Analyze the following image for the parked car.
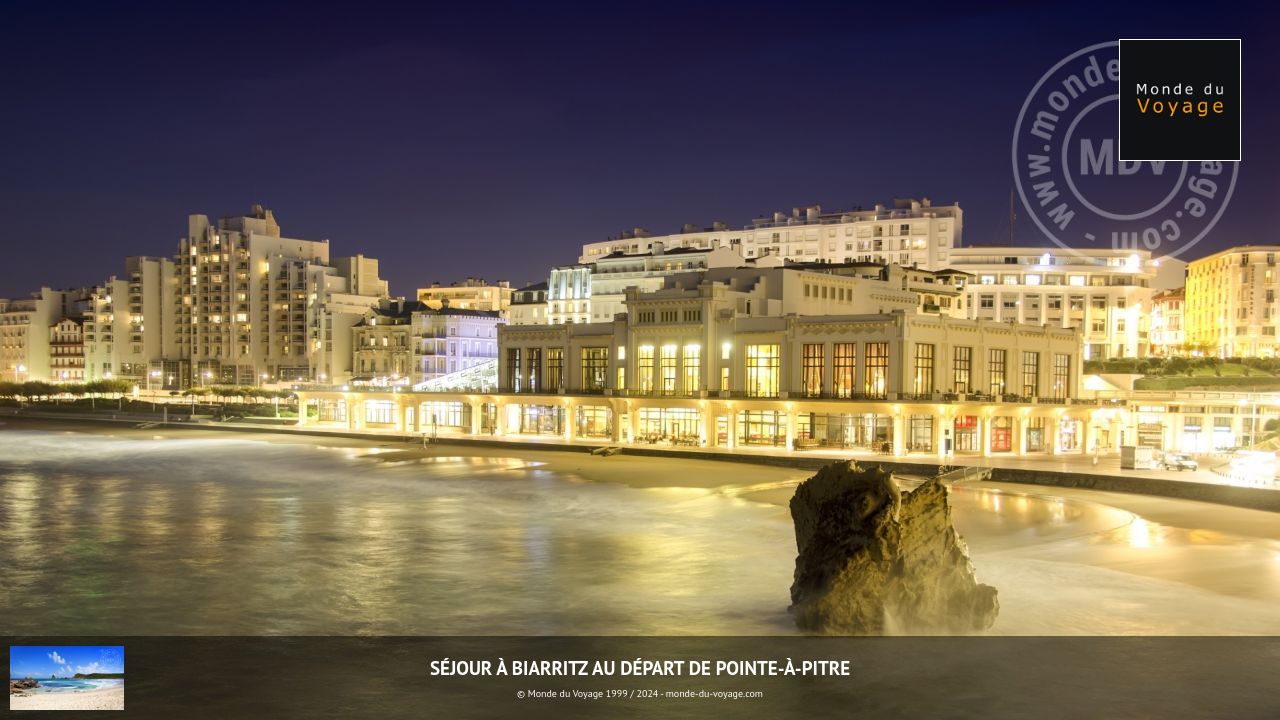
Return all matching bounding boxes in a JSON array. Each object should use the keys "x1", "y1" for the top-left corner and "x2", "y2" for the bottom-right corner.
[{"x1": 1161, "y1": 453, "x2": 1199, "y2": 472}]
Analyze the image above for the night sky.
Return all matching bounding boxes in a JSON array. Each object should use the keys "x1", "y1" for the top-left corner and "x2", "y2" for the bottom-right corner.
[{"x1": 2, "y1": 1, "x2": 1278, "y2": 299}]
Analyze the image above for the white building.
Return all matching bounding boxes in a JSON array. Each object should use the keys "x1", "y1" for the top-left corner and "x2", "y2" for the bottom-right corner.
[
  {"x1": 508, "y1": 282, "x2": 549, "y2": 326},
  {"x1": 1149, "y1": 288, "x2": 1185, "y2": 357},
  {"x1": 176, "y1": 205, "x2": 389, "y2": 386},
  {"x1": 948, "y1": 247, "x2": 1186, "y2": 360},
  {"x1": 580, "y1": 198, "x2": 963, "y2": 270},
  {"x1": 546, "y1": 242, "x2": 745, "y2": 325},
  {"x1": 352, "y1": 298, "x2": 500, "y2": 386},
  {"x1": 417, "y1": 278, "x2": 512, "y2": 318},
  {"x1": 0, "y1": 288, "x2": 88, "y2": 382},
  {"x1": 83, "y1": 256, "x2": 180, "y2": 386}
]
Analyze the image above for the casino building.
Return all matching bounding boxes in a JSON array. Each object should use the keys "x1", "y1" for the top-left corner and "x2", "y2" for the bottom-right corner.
[{"x1": 298, "y1": 267, "x2": 1094, "y2": 458}]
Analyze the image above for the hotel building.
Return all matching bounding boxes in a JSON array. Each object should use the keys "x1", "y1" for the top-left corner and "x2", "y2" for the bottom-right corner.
[
  {"x1": 176, "y1": 206, "x2": 389, "y2": 386},
  {"x1": 82, "y1": 256, "x2": 180, "y2": 386},
  {"x1": 948, "y1": 247, "x2": 1186, "y2": 359},
  {"x1": 1185, "y1": 245, "x2": 1280, "y2": 357}
]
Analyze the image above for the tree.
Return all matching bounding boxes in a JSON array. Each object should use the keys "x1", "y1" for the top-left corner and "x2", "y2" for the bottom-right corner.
[
  {"x1": 20, "y1": 381, "x2": 56, "y2": 401},
  {"x1": 1165, "y1": 357, "x2": 1190, "y2": 376}
]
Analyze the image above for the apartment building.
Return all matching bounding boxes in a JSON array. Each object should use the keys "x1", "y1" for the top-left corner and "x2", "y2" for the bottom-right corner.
[
  {"x1": 580, "y1": 198, "x2": 963, "y2": 270},
  {"x1": 417, "y1": 278, "x2": 512, "y2": 317},
  {"x1": 82, "y1": 256, "x2": 179, "y2": 385},
  {"x1": 574, "y1": 243, "x2": 743, "y2": 323},
  {"x1": 508, "y1": 282, "x2": 549, "y2": 326},
  {"x1": 949, "y1": 247, "x2": 1186, "y2": 360},
  {"x1": 176, "y1": 206, "x2": 388, "y2": 386},
  {"x1": 351, "y1": 298, "x2": 501, "y2": 386},
  {"x1": 48, "y1": 317, "x2": 86, "y2": 382},
  {"x1": 0, "y1": 288, "x2": 88, "y2": 382},
  {"x1": 1185, "y1": 245, "x2": 1280, "y2": 357},
  {"x1": 1149, "y1": 288, "x2": 1186, "y2": 357}
]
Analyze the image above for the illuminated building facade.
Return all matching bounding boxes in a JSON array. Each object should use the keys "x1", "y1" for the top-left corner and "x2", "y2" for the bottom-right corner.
[
  {"x1": 176, "y1": 206, "x2": 388, "y2": 386},
  {"x1": 948, "y1": 247, "x2": 1185, "y2": 360},
  {"x1": 1185, "y1": 245, "x2": 1280, "y2": 357}
]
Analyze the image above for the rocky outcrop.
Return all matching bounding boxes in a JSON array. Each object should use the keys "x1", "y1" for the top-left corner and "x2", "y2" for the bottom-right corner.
[
  {"x1": 789, "y1": 461, "x2": 998, "y2": 635},
  {"x1": 10, "y1": 678, "x2": 39, "y2": 695}
]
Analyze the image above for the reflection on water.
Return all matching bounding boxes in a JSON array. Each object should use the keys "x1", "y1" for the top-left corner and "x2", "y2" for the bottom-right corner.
[
  {"x1": 0, "y1": 430, "x2": 795, "y2": 636},
  {"x1": 1, "y1": 429, "x2": 1279, "y2": 636}
]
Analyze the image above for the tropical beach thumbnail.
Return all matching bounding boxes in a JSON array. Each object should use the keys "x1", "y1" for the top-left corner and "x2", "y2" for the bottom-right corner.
[{"x1": 9, "y1": 645, "x2": 124, "y2": 711}]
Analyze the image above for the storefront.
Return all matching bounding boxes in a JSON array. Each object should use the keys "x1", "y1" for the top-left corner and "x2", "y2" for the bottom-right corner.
[
  {"x1": 1180, "y1": 415, "x2": 1204, "y2": 453},
  {"x1": 1212, "y1": 416, "x2": 1235, "y2": 451},
  {"x1": 1135, "y1": 405, "x2": 1166, "y2": 449},
  {"x1": 954, "y1": 415, "x2": 979, "y2": 453},
  {"x1": 737, "y1": 410, "x2": 785, "y2": 447},
  {"x1": 575, "y1": 405, "x2": 613, "y2": 439},
  {"x1": 796, "y1": 413, "x2": 892, "y2": 451},
  {"x1": 638, "y1": 408, "x2": 701, "y2": 444},
  {"x1": 1057, "y1": 417, "x2": 1082, "y2": 453},
  {"x1": 907, "y1": 415, "x2": 934, "y2": 453},
  {"x1": 317, "y1": 398, "x2": 347, "y2": 423},
  {"x1": 991, "y1": 416, "x2": 1013, "y2": 453},
  {"x1": 419, "y1": 401, "x2": 471, "y2": 432},
  {"x1": 364, "y1": 400, "x2": 396, "y2": 427},
  {"x1": 1026, "y1": 417, "x2": 1047, "y2": 452},
  {"x1": 510, "y1": 404, "x2": 564, "y2": 435}
]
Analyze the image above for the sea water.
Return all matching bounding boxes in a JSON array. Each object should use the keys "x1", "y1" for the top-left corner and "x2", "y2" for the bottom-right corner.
[
  {"x1": 1, "y1": 427, "x2": 1278, "y2": 636},
  {"x1": 13, "y1": 678, "x2": 123, "y2": 693}
]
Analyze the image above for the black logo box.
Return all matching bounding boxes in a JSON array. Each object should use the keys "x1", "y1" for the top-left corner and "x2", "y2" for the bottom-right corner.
[{"x1": 1119, "y1": 39, "x2": 1241, "y2": 162}]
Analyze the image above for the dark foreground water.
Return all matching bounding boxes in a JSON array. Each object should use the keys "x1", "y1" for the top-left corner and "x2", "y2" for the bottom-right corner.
[{"x1": 2, "y1": 428, "x2": 1279, "y2": 636}]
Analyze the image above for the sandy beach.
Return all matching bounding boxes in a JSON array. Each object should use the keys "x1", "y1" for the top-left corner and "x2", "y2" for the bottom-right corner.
[{"x1": 9, "y1": 684, "x2": 124, "y2": 710}]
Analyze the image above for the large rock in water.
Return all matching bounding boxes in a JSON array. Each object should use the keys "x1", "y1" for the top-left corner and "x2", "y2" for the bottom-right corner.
[{"x1": 789, "y1": 461, "x2": 998, "y2": 634}]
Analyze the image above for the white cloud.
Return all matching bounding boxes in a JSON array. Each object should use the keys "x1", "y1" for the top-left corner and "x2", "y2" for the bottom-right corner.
[
  {"x1": 74, "y1": 661, "x2": 108, "y2": 675},
  {"x1": 48, "y1": 651, "x2": 66, "y2": 665}
]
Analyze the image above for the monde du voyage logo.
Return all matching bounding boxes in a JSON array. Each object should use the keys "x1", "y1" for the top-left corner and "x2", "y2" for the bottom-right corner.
[{"x1": 1012, "y1": 40, "x2": 1240, "y2": 259}]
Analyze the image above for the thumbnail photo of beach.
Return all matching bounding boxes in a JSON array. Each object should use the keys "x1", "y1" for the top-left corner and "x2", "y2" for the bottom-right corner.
[{"x1": 9, "y1": 645, "x2": 124, "y2": 711}]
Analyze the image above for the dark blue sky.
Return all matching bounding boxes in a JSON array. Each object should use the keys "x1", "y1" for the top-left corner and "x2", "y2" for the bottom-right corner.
[{"x1": 2, "y1": 1, "x2": 1277, "y2": 298}]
